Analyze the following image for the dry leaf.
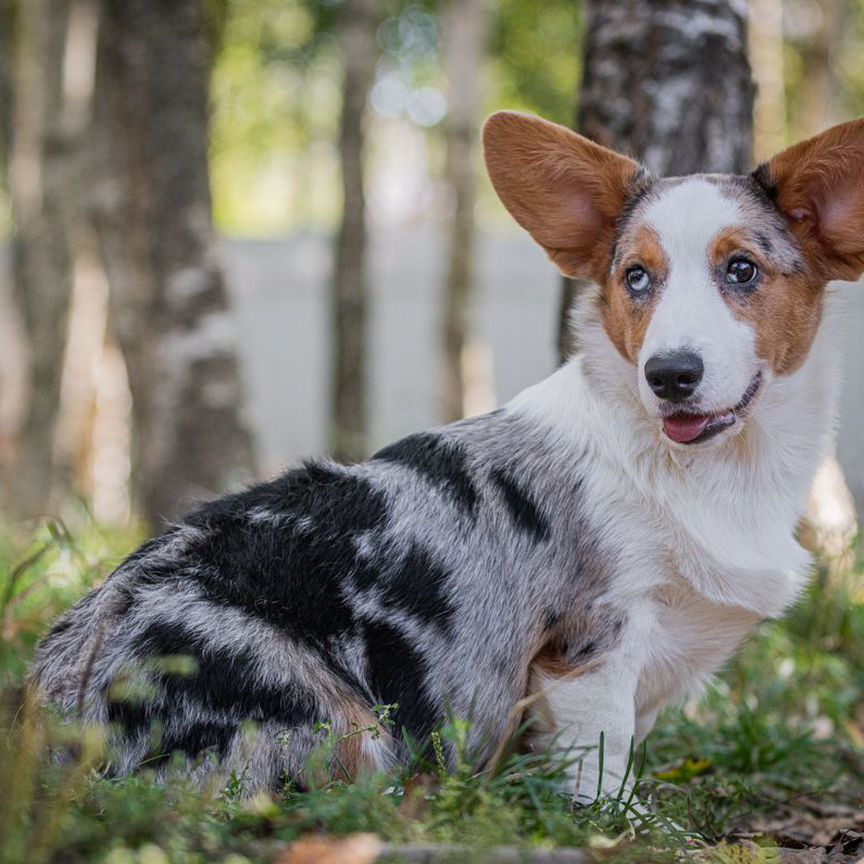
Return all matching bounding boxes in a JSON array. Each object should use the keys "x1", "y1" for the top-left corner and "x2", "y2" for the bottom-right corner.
[{"x1": 278, "y1": 833, "x2": 383, "y2": 864}]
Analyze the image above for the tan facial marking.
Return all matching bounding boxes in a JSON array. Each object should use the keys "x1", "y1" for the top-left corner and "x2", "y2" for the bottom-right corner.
[
  {"x1": 600, "y1": 225, "x2": 667, "y2": 364},
  {"x1": 709, "y1": 227, "x2": 825, "y2": 376}
]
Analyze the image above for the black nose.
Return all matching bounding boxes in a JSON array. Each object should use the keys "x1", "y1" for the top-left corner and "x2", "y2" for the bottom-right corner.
[{"x1": 644, "y1": 351, "x2": 704, "y2": 402}]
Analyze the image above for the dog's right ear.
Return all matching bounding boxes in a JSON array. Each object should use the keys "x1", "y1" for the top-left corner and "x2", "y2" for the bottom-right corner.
[{"x1": 482, "y1": 111, "x2": 643, "y2": 281}]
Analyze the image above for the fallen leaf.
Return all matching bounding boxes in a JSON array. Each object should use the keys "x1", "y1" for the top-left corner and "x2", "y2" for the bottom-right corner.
[
  {"x1": 278, "y1": 833, "x2": 383, "y2": 864},
  {"x1": 654, "y1": 757, "x2": 713, "y2": 782}
]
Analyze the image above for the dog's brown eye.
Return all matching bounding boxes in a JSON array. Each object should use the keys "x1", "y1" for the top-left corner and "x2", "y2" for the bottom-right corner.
[
  {"x1": 726, "y1": 258, "x2": 758, "y2": 285},
  {"x1": 625, "y1": 266, "x2": 651, "y2": 295}
]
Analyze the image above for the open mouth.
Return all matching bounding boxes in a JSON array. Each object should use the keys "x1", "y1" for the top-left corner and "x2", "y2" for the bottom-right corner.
[{"x1": 661, "y1": 372, "x2": 763, "y2": 445}]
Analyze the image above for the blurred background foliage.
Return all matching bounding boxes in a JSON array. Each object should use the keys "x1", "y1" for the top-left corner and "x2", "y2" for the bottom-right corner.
[
  {"x1": 207, "y1": 0, "x2": 582, "y2": 235},
  {"x1": 202, "y1": 0, "x2": 863, "y2": 235},
  {"x1": 0, "y1": 0, "x2": 860, "y2": 236}
]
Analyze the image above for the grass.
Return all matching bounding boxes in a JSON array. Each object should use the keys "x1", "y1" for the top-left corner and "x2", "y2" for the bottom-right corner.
[{"x1": 1, "y1": 514, "x2": 863, "y2": 863}]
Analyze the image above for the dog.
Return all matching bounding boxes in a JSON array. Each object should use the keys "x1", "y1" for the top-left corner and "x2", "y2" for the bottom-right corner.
[{"x1": 31, "y1": 112, "x2": 862, "y2": 800}]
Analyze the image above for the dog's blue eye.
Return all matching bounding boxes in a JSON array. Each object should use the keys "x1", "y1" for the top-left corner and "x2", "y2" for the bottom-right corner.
[
  {"x1": 625, "y1": 266, "x2": 651, "y2": 294},
  {"x1": 726, "y1": 258, "x2": 758, "y2": 285}
]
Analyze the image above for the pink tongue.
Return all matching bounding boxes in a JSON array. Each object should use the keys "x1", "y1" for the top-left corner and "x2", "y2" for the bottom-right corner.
[{"x1": 663, "y1": 414, "x2": 710, "y2": 443}]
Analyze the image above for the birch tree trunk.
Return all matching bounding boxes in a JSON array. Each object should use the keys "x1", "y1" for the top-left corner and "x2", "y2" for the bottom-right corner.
[
  {"x1": 3, "y1": 0, "x2": 76, "y2": 519},
  {"x1": 440, "y1": 0, "x2": 491, "y2": 423},
  {"x1": 91, "y1": 0, "x2": 255, "y2": 527},
  {"x1": 329, "y1": 0, "x2": 380, "y2": 463}
]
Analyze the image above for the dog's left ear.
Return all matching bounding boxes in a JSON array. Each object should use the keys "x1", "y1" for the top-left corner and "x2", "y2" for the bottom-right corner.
[{"x1": 754, "y1": 118, "x2": 864, "y2": 281}]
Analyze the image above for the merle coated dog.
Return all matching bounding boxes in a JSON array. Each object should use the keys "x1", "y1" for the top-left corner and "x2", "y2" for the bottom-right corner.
[{"x1": 32, "y1": 112, "x2": 864, "y2": 800}]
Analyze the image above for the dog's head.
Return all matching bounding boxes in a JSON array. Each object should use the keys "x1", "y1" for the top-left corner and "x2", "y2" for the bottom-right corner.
[{"x1": 483, "y1": 112, "x2": 864, "y2": 447}]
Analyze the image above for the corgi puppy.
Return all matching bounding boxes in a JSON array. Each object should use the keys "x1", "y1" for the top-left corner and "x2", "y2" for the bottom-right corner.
[{"x1": 32, "y1": 113, "x2": 862, "y2": 799}]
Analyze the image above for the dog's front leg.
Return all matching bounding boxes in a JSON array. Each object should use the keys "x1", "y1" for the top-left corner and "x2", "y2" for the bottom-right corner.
[{"x1": 528, "y1": 658, "x2": 638, "y2": 804}]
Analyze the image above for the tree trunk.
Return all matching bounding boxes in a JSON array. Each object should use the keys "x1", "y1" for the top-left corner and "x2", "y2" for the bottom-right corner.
[
  {"x1": 329, "y1": 0, "x2": 380, "y2": 463},
  {"x1": 440, "y1": 0, "x2": 491, "y2": 423},
  {"x1": 577, "y1": 0, "x2": 754, "y2": 174},
  {"x1": 90, "y1": 0, "x2": 255, "y2": 527},
  {"x1": 3, "y1": 0, "x2": 76, "y2": 520},
  {"x1": 559, "y1": 0, "x2": 754, "y2": 361}
]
